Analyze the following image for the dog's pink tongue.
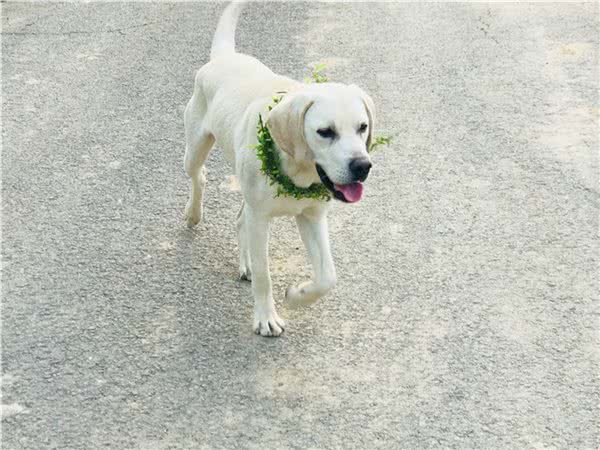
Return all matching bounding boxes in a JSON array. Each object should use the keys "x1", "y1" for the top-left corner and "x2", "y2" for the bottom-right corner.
[{"x1": 334, "y1": 182, "x2": 363, "y2": 203}]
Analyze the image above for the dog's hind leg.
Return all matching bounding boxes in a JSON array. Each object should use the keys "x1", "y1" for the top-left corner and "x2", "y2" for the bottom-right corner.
[
  {"x1": 184, "y1": 94, "x2": 215, "y2": 228},
  {"x1": 236, "y1": 201, "x2": 251, "y2": 281}
]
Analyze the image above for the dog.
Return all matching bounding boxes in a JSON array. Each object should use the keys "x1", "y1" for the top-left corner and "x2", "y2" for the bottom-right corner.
[{"x1": 184, "y1": 1, "x2": 375, "y2": 336}]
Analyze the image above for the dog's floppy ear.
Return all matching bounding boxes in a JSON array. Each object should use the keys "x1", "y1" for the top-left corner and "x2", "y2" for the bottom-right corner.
[
  {"x1": 266, "y1": 92, "x2": 315, "y2": 161},
  {"x1": 350, "y1": 85, "x2": 376, "y2": 151}
]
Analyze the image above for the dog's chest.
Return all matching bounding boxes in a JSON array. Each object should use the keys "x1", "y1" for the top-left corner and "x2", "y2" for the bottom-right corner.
[{"x1": 266, "y1": 197, "x2": 325, "y2": 218}]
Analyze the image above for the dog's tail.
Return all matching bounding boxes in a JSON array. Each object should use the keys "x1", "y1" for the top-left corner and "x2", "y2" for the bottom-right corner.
[{"x1": 210, "y1": 1, "x2": 245, "y2": 60}]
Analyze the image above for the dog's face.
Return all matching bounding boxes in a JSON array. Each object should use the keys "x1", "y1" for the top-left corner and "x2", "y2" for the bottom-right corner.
[{"x1": 267, "y1": 83, "x2": 375, "y2": 203}]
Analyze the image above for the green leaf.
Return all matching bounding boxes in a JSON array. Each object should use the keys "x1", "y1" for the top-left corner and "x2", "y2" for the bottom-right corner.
[
  {"x1": 306, "y1": 63, "x2": 329, "y2": 84},
  {"x1": 369, "y1": 135, "x2": 393, "y2": 153}
]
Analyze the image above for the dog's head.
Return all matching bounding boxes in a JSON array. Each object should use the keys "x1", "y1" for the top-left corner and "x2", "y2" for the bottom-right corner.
[{"x1": 266, "y1": 83, "x2": 375, "y2": 203}]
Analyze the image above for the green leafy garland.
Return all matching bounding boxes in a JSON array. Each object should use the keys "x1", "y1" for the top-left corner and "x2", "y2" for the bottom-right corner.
[
  {"x1": 252, "y1": 64, "x2": 392, "y2": 201},
  {"x1": 255, "y1": 97, "x2": 332, "y2": 201}
]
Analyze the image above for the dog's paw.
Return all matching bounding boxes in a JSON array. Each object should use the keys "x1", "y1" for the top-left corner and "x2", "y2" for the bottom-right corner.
[
  {"x1": 239, "y1": 266, "x2": 252, "y2": 282},
  {"x1": 184, "y1": 201, "x2": 202, "y2": 228},
  {"x1": 253, "y1": 310, "x2": 285, "y2": 337}
]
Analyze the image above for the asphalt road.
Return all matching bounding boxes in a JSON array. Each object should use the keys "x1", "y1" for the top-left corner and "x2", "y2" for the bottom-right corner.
[{"x1": 2, "y1": 2, "x2": 598, "y2": 449}]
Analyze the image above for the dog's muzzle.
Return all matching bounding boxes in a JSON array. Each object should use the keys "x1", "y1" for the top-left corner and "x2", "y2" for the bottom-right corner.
[{"x1": 316, "y1": 164, "x2": 366, "y2": 203}]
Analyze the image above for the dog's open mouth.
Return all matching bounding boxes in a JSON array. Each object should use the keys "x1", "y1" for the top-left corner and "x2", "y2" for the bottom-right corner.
[{"x1": 316, "y1": 164, "x2": 364, "y2": 203}]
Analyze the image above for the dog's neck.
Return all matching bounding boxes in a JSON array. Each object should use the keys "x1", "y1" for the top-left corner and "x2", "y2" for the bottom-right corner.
[{"x1": 279, "y1": 151, "x2": 321, "y2": 188}]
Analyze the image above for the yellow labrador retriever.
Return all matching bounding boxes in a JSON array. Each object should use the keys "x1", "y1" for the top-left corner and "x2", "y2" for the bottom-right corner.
[{"x1": 184, "y1": 1, "x2": 375, "y2": 336}]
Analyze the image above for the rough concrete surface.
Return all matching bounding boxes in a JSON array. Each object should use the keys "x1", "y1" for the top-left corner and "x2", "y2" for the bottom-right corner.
[{"x1": 1, "y1": 2, "x2": 598, "y2": 449}]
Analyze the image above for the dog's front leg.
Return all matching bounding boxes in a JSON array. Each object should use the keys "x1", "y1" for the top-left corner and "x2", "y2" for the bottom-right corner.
[
  {"x1": 246, "y1": 209, "x2": 285, "y2": 337},
  {"x1": 286, "y1": 213, "x2": 337, "y2": 308}
]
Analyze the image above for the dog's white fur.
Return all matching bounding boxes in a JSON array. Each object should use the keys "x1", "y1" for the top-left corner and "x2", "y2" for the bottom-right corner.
[{"x1": 184, "y1": 1, "x2": 375, "y2": 336}]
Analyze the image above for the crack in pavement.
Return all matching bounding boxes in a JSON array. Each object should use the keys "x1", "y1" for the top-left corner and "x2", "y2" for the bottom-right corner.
[{"x1": 2, "y1": 21, "x2": 158, "y2": 37}]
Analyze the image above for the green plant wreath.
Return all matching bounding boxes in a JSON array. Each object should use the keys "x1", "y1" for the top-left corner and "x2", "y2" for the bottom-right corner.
[{"x1": 254, "y1": 111, "x2": 332, "y2": 201}]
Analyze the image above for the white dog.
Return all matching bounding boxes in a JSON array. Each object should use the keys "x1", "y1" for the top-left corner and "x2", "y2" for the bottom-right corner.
[{"x1": 184, "y1": 1, "x2": 375, "y2": 336}]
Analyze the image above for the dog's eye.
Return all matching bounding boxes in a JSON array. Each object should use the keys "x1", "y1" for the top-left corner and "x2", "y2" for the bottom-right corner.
[
  {"x1": 358, "y1": 123, "x2": 368, "y2": 133},
  {"x1": 317, "y1": 128, "x2": 336, "y2": 139}
]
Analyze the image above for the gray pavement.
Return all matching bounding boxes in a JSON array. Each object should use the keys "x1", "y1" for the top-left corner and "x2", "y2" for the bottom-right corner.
[{"x1": 1, "y1": 2, "x2": 598, "y2": 449}]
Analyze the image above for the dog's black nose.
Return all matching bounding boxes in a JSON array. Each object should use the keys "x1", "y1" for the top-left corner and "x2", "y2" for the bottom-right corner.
[{"x1": 349, "y1": 158, "x2": 372, "y2": 182}]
